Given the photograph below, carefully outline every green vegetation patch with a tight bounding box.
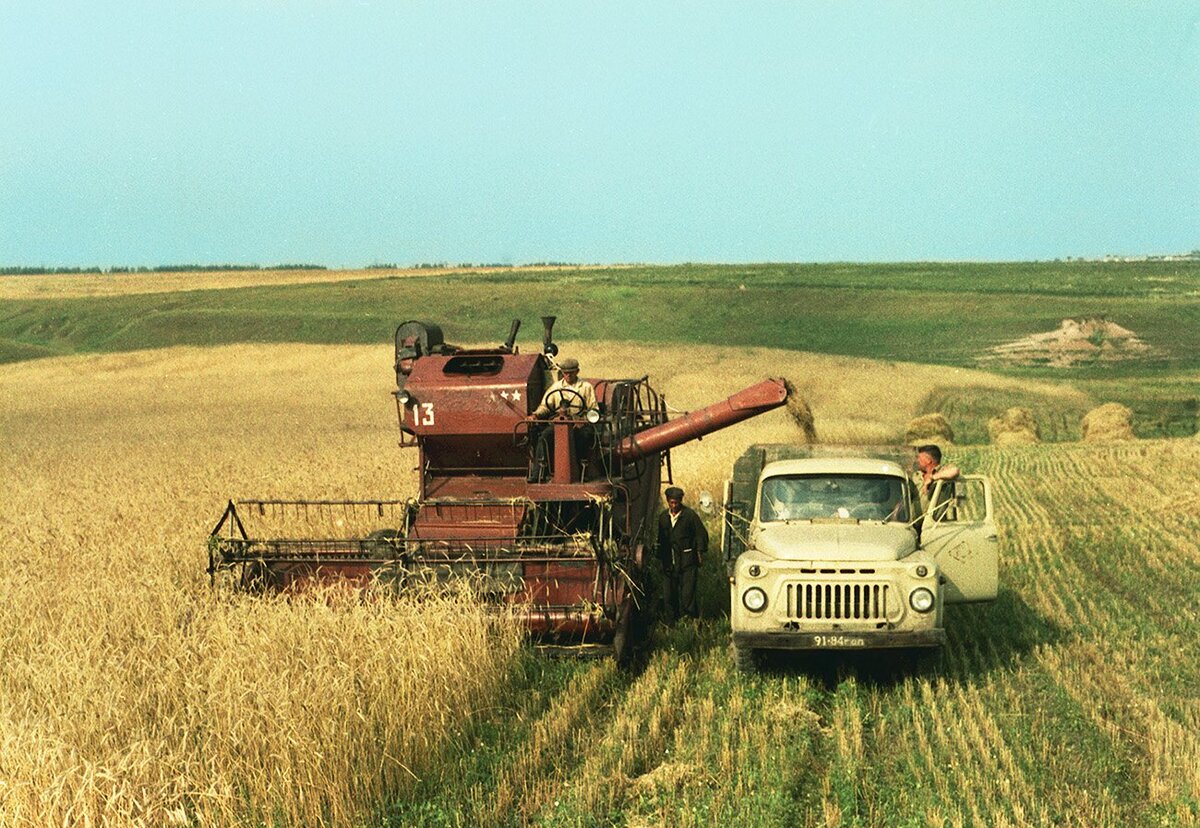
[3,262,1199,373]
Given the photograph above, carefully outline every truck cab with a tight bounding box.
[723,446,998,671]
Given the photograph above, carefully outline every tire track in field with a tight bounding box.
[884,680,968,827]
[1038,639,1200,818]
[533,645,700,824]
[469,659,623,826]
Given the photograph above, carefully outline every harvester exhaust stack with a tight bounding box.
[541,316,557,356]
[503,319,521,352]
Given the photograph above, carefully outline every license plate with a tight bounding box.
[810,634,867,648]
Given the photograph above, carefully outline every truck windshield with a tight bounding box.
[759,474,909,522]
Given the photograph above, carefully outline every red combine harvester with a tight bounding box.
[210,317,788,657]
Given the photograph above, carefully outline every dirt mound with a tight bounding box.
[986,317,1156,367]
[905,413,954,446]
[1082,403,1135,442]
[988,407,1040,445]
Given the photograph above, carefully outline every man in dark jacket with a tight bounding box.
[657,486,708,622]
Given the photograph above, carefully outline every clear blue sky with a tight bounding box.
[2,2,1197,267]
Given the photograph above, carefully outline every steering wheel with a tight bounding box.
[547,386,588,417]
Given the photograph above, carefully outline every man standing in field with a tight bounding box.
[657,486,708,622]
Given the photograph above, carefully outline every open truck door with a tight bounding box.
[721,479,747,571]
[921,475,999,603]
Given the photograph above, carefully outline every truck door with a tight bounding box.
[921,475,999,603]
[721,479,751,574]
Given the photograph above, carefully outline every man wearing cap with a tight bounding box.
[657,486,708,621]
[529,357,598,481]
[533,357,597,418]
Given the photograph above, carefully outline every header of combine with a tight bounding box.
[211,316,788,659]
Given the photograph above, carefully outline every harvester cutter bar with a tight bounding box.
[532,643,615,659]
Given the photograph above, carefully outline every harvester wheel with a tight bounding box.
[239,560,271,593]
[732,640,760,673]
[612,612,631,665]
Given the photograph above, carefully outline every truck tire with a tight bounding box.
[913,647,944,676]
[732,640,760,673]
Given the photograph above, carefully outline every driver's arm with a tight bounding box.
[932,464,960,481]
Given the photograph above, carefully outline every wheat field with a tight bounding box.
[0,344,524,825]
[2,341,1196,825]
[0,265,630,300]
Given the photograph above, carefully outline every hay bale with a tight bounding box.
[1081,402,1135,442]
[987,407,1041,445]
[904,413,954,446]
[782,379,817,443]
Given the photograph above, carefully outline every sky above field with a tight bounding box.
[2,2,1198,267]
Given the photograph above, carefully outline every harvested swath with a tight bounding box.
[782,378,818,443]
[904,412,954,446]
[1082,402,1135,442]
[630,761,707,794]
[987,406,1041,445]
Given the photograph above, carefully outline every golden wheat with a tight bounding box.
[5,342,1193,825]
[0,344,523,826]
[0,264,631,300]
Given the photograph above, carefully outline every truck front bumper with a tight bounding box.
[733,629,945,651]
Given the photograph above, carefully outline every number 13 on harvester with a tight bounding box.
[402,402,435,426]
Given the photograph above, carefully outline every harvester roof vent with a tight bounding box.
[443,355,505,375]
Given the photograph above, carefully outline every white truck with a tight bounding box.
[723,445,999,671]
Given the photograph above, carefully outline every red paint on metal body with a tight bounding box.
[616,378,788,460]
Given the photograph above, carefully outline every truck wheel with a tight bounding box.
[732,640,760,673]
[913,647,944,676]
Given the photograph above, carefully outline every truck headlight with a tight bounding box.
[585,408,601,424]
[909,587,935,613]
[742,587,767,612]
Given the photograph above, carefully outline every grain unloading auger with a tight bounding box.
[209,317,788,658]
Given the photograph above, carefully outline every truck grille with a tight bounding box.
[787,582,892,621]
